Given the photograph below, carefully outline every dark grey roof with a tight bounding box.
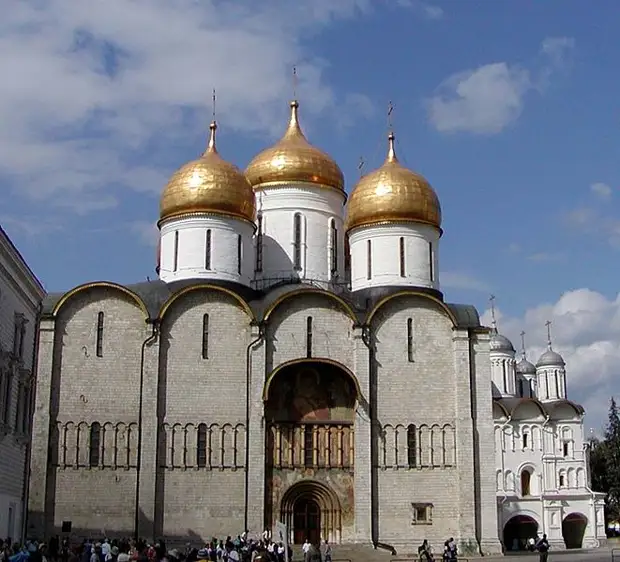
[516,357,536,375]
[42,278,482,328]
[494,397,584,418]
[490,332,515,353]
[536,348,565,368]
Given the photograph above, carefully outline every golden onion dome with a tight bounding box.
[345,132,441,232]
[245,100,345,193]
[159,122,256,225]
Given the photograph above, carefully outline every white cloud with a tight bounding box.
[590,182,613,200]
[129,221,159,247]
[481,288,620,433]
[428,36,575,135]
[441,271,490,292]
[0,0,406,214]
[564,205,620,248]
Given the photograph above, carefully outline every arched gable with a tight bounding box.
[159,283,255,321]
[262,288,357,323]
[52,282,149,319]
[548,400,584,420]
[366,290,458,326]
[493,401,510,421]
[510,398,547,421]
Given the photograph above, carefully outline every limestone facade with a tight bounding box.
[28,281,500,554]
[0,226,45,541]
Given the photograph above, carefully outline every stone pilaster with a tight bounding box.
[246,325,267,535]
[471,330,503,554]
[353,327,372,543]
[136,327,160,541]
[453,329,477,551]
[27,319,55,539]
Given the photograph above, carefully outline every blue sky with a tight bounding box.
[1,0,618,430]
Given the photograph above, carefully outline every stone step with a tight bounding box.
[290,543,395,562]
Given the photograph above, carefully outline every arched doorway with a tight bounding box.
[503,514,539,551]
[293,497,320,545]
[280,480,342,544]
[563,512,588,549]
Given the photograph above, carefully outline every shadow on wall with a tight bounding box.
[27,509,212,547]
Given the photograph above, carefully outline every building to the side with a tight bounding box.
[0,226,45,541]
[489,323,606,550]
[27,100,603,554]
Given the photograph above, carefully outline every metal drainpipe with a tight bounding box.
[134,319,160,542]
[360,325,377,546]
[244,324,265,533]
[21,301,43,543]
[498,414,513,509]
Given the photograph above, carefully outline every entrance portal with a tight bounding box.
[280,480,342,544]
[503,515,539,551]
[293,497,321,545]
[563,512,588,549]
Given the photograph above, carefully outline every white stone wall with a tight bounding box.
[349,223,440,292]
[536,366,567,402]
[0,228,44,541]
[159,215,255,286]
[370,296,470,548]
[490,352,516,398]
[255,185,346,286]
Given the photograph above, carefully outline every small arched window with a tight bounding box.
[237,234,243,275]
[399,237,405,277]
[197,424,208,468]
[255,213,263,273]
[407,424,417,467]
[306,316,313,358]
[520,469,531,496]
[428,242,434,281]
[89,422,101,468]
[518,379,524,397]
[202,314,210,360]
[367,240,372,280]
[407,318,414,363]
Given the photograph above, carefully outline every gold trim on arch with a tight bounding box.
[365,290,457,326]
[262,357,361,402]
[52,282,149,319]
[159,283,255,320]
[263,288,357,323]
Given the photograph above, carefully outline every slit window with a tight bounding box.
[237,235,242,275]
[202,314,210,359]
[96,312,104,357]
[399,237,406,277]
[197,424,207,468]
[407,318,414,363]
[293,213,302,270]
[173,231,179,272]
[330,220,338,276]
[304,427,314,466]
[429,242,434,281]
[367,240,372,280]
[522,432,529,449]
[520,470,531,496]
[306,316,313,358]
[407,424,417,467]
[256,214,263,273]
[205,229,212,270]
[89,422,101,468]
[559,474,565,487]
[563,442,569,457]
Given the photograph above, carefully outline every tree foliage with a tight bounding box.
[590,398,620,521]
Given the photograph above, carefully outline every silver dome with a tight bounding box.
[516,357,536,375]
[490,332,515,353]
[536,348,565,368]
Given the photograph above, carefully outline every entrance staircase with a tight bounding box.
[291,544,395,562]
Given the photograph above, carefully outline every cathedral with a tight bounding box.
[27,99,605,554]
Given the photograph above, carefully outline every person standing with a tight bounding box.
[535,534,550,562]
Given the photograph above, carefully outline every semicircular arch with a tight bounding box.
[159,283,255,321]
[280,479,341,513]
[493,401,510,419]
[548,400,584,418]
[263,358,362,402]
[503,510,541,528]
[366,291,457,326]
[262,288,357,323]
[52,282,149,319]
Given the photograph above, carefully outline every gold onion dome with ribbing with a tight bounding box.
[245,100,344,192]
[345,132,441,232]
[159,122,256,224]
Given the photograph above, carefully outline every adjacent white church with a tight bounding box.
[490,317,606,550]
[27,99,605,554]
